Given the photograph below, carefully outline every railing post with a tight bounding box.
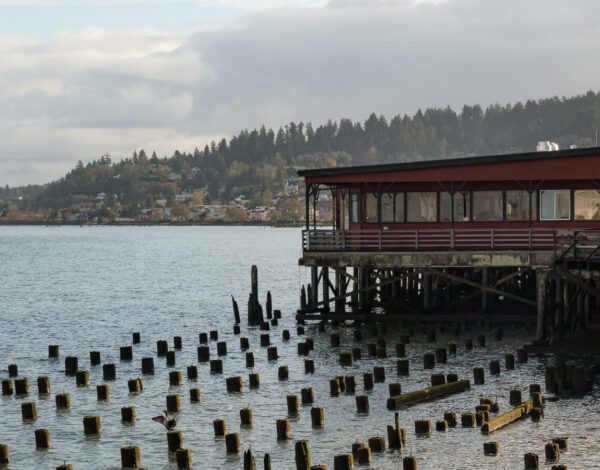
[490,228,494,250]
[379,229,382,251]
[450,228,455,250]
[529,228,533,249]
[415,230,419,250]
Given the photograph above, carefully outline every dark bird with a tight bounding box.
[152,410,178,431]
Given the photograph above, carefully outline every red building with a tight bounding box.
[298,147,600,348]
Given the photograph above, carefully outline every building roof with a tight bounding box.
[298,146,600,178]
[298,146,600,184]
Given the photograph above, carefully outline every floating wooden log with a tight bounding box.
[481,400,533,434]
[387,380,470,410]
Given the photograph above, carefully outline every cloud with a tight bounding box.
[2,0,600,185]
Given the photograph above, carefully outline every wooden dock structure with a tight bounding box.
[296,147,600,349]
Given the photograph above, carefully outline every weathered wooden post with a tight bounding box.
[0,444,9,464]
[295,440,311,470]
[121,446,142,468]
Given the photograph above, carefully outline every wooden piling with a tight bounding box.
[217,341,228,356]
[210,359,223,374]
[187,365,198,381]
[1,379,13,396]
[249,373,260,389]
[473,367,485,385]
[267,346,278,361]
[402,456,417,470]
[120,346,133,361]
[169,371,183,387]
[287,395,300,415]
[167,431,184,453]
[213,419,226,437]
[524,452,539,469]
[97,384,109,401]
[509,389,522,406]
[435,420,448,432]
[461,412,477,428]
[489,360,501,375]
[330,378,340,397]
[435,348,447,364]
[132,332,141,344]
[0,444,9,464]
[83,416,101,435]
[295,440,311,470]
[356,446,371,465]
[102,363,116,381]
[141,357,154,374]
[226,376,243,393]
[545,443,560,461]
[276,418,291,440]
[505,353,515,370]
[34,428,50,449]
[121,446,142,468]
[199,332,208,344]
[21,402,37,421]
[76,370,90,387]
[176,448,192,469]
[310,407,324,428]
[344,377,356,395]
[305,360,315,374]
[483,441,499,455]
[55,393,70,409]
[48,345,60,358]
[37,376,51,395]
[444,411,457,427]
[190,387,201,403]
[121,406,136,423]
[166,394,181,412]
[301,387,314,404]
[414,420,431,435]
[240,407,253,426]
[14,378,28,396]
[157,340,169,356]
[173,336,182,350]
[517,348,528,364]
[356,395,369,413]
[423,353,435,369]
[65,356,78,375]
[210,330,219,341]
[333,454,353,470]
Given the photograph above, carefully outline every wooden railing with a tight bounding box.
[554,230,600,262]
[302,228,557,252]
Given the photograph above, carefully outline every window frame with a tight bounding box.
[539,189,571,221]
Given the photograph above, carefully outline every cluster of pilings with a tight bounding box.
[2,265,593,469]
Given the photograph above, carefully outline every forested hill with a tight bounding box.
[3,89,600,213]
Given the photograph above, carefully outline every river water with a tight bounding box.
[0,226,598,469]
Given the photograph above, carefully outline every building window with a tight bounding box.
[365,193,378,223]
[439,192,452,222]
[381,192,404,222]
[506,190,536,221]
[454,192,470,222]
[540,190,570,220]
[472,191,503,221]
[574,190,600,220]
[407,192,437,222]
[351,193,359,223]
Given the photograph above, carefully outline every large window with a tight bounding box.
[454,192,471,222]
[407,192,437,222]
[381,192,404,223]
[439,192,452,222]
[365,193,378,223]
[540,190,570,220]
[574,190,600,220]
[351,193,359,223]
[472,191,503,221]
[506,190,536,221]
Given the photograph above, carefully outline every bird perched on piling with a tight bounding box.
[152,410,178,430]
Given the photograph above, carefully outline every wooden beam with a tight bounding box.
[429,269,537,307]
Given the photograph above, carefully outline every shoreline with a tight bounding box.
[0,220,310,228]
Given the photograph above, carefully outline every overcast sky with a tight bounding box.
[1,0,600,186]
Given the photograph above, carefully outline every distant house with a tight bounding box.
[204,204,228,220]
[96,192,106,201]
[155,199,167,208]
[247,206,271,222]
[72,212,88,222]
[175,192,194,203]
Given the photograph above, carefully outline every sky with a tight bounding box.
[1,0,600,186]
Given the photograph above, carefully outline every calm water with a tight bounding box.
[0,226,599,469]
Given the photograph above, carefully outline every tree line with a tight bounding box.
[2,89,600,213]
